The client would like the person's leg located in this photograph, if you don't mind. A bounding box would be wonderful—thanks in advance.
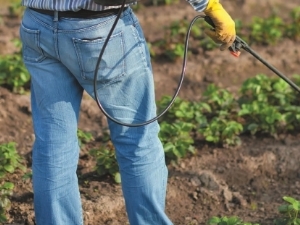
[20,9,84,225]
[64,8,173,224]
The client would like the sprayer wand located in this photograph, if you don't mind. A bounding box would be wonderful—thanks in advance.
[204,16,300,93]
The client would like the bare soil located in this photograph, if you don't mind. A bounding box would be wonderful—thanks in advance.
[1,0,300,224]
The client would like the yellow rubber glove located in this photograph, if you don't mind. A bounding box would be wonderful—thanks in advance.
[204,0,236,51]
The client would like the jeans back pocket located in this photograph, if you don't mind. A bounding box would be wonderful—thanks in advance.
[20,24,45,62]
[73,31,125,85]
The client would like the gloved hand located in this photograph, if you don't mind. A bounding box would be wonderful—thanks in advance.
[204,0,236,51]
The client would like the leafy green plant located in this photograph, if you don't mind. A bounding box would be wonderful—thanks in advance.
[161,20,189,60]
[89,141,120,183]
[165,43,185,60]
[238,74,300,135]
[238,102,283,135]
[0,142,26,178]
[208,216,260,225]
[275,196,300,225]
[77,129,94,148]
[0,182,14,223]
[281,106,300,131]
[151,0,179,6]
[157,96,196,123]
[199,117,243,147]
[159,121,195,161]
[0,142,26,222]
[238,74,296,107]
[196,84,242,146]
[286,7,300,40]
[154,18,217,60]
[8,1,24,17]
[0,40,30,93]
[249,15,284,45]
[202,84,238,114]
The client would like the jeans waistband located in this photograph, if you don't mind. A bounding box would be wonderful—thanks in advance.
[28,7,127,19]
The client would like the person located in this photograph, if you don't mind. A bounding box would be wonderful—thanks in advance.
[19,0,235,224]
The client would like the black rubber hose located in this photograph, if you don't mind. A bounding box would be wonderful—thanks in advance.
[93,0,205,127]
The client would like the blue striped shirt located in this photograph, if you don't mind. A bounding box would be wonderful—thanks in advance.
[21,0,209,12]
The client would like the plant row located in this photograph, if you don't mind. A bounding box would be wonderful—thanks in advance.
[0,142,26,223]
[87,73,300,182]
[2,140,300,224]
[149,7,300,60]
[208,196,300,225]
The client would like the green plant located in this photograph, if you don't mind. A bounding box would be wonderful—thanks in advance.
[202,84,238,113]
[164,43,185,60]
[238,74,300,135]
[0,142,26,178]
[89,141,120,183]
[208,216,260,225]
[199,117,243,147]
[0,40,30,93]
[157,96,196,123]
[275,196,300,225]
[8,1,24,17]
[286,7,300,40]
[159,121,195,161]
[0,142,26,222]
[0,182,14,223]
[238,102,283,135]
[155,18,217,60]
[281,106,300,131]
[199,37,217,51]
[196,85,242,146]
[249,15,284,45]
[239,74,296,107]
[151,0,179,6]
[77,129,94,148]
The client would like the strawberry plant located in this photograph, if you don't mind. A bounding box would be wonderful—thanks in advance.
[0,40,30,93]
[274,196,300,225]
[201,84,238,114]
[77,129,94,148]
[0,142,25,179]
[159,121,195,161]
[0,142,26,222]
[197,84,242,146]
[238,102,283,135]
[157,96,196,123]
[249,14,284,45]
[199,118,243,147]
[286,7,300,40]
[238,74,300,135]
[208,216,260,225]
[0,182,14,223]
[89,141,120,183]
[8,0,24,17]
[238,74,296,107]
[281,106,300,131]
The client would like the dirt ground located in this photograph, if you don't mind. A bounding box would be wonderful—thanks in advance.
[1,0,300,224]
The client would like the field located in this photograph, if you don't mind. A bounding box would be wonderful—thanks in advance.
[1,0,300,224]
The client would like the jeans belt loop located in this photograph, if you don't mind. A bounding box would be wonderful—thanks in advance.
[53,11,58,21]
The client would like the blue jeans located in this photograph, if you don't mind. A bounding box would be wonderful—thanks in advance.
[20,7,172,225]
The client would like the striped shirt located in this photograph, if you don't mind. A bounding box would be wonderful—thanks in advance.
[21,0,209,12]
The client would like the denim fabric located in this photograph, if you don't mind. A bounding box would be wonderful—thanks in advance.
[20,7,173,225]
